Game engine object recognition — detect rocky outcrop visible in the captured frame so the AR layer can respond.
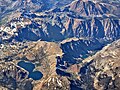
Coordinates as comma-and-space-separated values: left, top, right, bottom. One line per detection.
66, 0, 111, 16
0, 61, 32, 90
0, 41, 71, 90
0, 0, 120, 90
1, 35, 120, 90
75, 39, 120, 90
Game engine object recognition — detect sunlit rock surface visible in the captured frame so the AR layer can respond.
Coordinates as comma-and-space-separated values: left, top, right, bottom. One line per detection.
76, 39, 120, 90
0, 0, 120, 42
0, 0, 120, 90
0, 41, 70, 90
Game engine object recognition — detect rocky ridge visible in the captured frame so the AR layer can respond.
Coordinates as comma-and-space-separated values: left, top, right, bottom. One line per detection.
0, 0, 120, 90
0, 0, 119, 42
0, 41, 71, 90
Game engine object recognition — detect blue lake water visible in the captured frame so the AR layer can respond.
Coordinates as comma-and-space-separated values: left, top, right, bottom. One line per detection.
18, 61, 35, 72
17, 61, 43, 80
28, 71, 43, 80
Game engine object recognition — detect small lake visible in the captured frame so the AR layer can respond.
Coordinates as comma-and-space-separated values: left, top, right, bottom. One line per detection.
18, 61, 35, 72
28, 71, 43, 80
17, 61, 43, 80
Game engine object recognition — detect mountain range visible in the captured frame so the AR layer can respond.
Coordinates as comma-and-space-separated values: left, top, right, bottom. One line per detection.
0, 0, 120, 90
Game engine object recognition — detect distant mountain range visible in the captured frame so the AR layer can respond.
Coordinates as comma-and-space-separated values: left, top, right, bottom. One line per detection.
0, 0, 120, 20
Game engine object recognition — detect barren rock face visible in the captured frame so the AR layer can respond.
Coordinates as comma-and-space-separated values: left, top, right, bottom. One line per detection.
0, 0, 120, 42
0, 0, 120, 90
35, 76, 70, 90
77, 40, 120, 90
0, 41, 70, 90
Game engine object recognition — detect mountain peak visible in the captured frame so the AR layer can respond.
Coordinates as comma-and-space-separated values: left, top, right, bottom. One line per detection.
66, 0, 114, 16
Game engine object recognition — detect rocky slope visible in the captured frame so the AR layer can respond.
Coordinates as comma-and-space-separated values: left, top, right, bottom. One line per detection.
0, 0, 119, 42
0, 0, 119, 68
75, 39, 120, 90
60, 38, 104, 64
0, 0, 73, 22
0, 41, 71, 90
0, 36, 120, 90
55, 39, 120, 90
0, 0, 120, 90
